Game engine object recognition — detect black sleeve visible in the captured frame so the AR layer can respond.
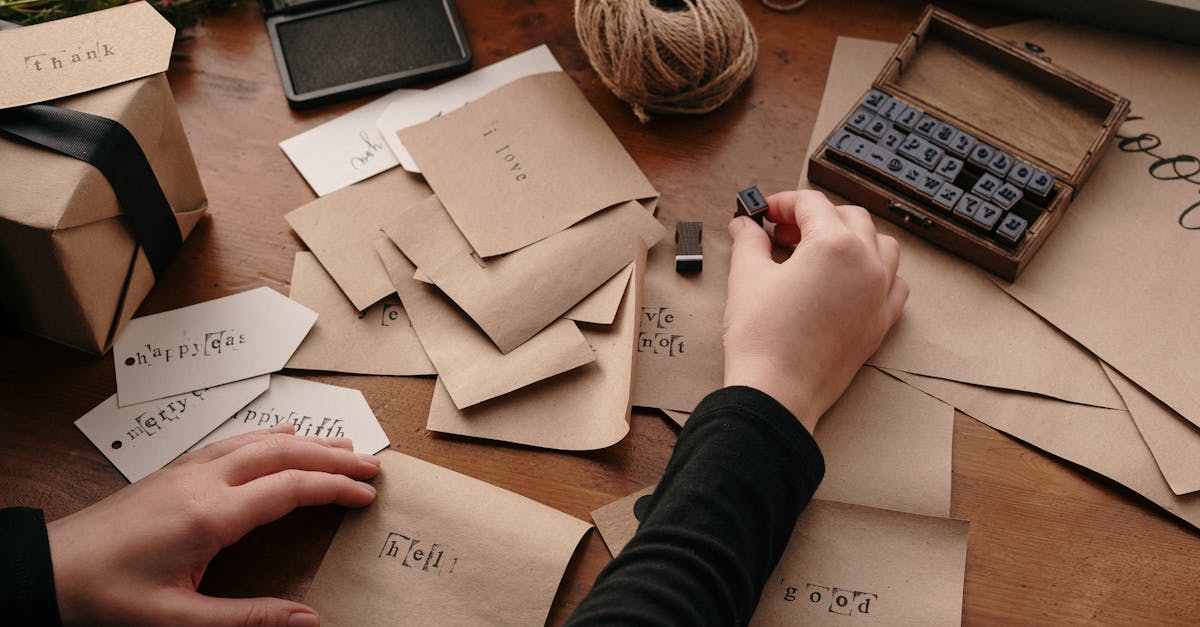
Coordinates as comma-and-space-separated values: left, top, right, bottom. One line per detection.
567, 386, 825, 626
0, 507, 63, 627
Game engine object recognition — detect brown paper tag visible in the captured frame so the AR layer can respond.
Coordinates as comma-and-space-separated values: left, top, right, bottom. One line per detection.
0, 3, 173, 109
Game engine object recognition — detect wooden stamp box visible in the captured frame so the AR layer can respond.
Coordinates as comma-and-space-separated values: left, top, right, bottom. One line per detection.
808, 6, 1129, 280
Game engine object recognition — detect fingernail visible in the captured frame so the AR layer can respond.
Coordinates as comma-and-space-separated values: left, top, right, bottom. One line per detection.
358, 453, 382, 466
288, 612, 319, 627
361, 482, 377, 496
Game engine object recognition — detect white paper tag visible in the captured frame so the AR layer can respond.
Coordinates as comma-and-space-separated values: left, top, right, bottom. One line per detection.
191, 374, 389, 454
75, 375, 270, 482
376, 45, 562, 173
112, 287, 317, 406
279, 88, 421, 196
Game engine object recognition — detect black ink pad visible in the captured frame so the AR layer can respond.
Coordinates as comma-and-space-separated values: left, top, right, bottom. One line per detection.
263, 0, 471, 109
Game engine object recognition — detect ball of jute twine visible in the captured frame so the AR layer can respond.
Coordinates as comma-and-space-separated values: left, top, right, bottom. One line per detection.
575, 0, 759, 123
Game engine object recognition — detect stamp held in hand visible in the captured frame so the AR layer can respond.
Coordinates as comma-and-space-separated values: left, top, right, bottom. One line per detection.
735, 186, 769, 225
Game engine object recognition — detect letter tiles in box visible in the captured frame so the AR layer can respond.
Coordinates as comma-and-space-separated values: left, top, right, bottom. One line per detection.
808, 6, 1129, 280
0, 4, 207, 353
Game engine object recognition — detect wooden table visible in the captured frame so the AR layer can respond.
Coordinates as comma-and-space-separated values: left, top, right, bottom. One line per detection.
3, 1, 1197, 624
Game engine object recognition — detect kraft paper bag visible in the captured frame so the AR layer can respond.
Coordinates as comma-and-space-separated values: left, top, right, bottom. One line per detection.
398, 71, 659, 257
376, 238, 595, 409
631, 225, 728, 414
423, 242, 646, 450
0, 4, 206, 354
592, 493, 968, 626
888, 370, 1200, 531
1102, 363, 1200, 496
304, 450, 592, 627
980, 20, 1200, 428
285, 252, 433, 376
284, 168, 431, 311
385, 195, 665, 353
799, 37, 1123, 409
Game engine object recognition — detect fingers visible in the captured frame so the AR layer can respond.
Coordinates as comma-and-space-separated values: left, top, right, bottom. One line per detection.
218, 435, 381, 487
877, 233, 900, 286
172, 591, 319, 627
773, 222, 803, 247
177, 425, 295, 464
885, 275, 910, 325
226, 469, 377, 536
836, 204, 879, 252
728, 216, 773, 272
769, 189, 844, 236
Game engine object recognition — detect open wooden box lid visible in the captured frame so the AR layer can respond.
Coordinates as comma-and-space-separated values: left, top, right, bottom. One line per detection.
875, 6, 1129, 190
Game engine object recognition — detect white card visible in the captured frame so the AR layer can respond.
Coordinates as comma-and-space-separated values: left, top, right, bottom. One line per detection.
75, 375, 270, 483
279, 88, 421, 196
376, 45, 562, 173
113, 287, 318, 406
191, 374, 389, 454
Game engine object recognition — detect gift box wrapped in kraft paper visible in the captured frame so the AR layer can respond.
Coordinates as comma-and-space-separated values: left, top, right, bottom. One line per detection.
0, 3, 206, 354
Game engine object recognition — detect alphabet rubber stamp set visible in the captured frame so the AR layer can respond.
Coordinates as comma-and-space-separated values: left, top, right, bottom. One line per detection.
809, 6, 1129, 280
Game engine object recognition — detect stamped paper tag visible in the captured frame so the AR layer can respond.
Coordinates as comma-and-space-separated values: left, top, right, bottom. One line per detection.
75, 375, 270, 482
191, 374, 389, 454
112, 287, 318, 406
0, 2, 174, 109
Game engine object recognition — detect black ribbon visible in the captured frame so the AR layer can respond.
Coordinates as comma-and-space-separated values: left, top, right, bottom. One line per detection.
0, 104, 182, 278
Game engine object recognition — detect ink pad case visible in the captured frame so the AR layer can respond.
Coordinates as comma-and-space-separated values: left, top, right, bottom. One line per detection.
262, 0, 471, 109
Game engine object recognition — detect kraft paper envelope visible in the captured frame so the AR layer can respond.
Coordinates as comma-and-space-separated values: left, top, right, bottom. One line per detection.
386, 194, 662, 350
592, 493, 968, 626
112, 287, 316, 406
385, 195, 665, 353
304, 450, 592, 627
75, 376, 269, 483
285, 252, 434, 376
565, 263, 635, 325
376, 44, 563, 173
279, 88, 421, 196
978, 21, 1200, 428
285, 168, 431, 311
191, 374, 388, 454
398, 71, 659, 257
424, 242, 646, 450
376, 238, 596, 409
1102, 363, 1200, 495
631, 226, 728, 413
888, 370, 1200, 531
800, 37, 1123, 409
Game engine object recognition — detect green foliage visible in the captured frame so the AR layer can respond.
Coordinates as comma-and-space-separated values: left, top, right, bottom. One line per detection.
0, 0, 238, 30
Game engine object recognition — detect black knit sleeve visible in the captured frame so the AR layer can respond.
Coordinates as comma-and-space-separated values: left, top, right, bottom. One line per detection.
0, 507, 63, 627
567, 386, 825, 626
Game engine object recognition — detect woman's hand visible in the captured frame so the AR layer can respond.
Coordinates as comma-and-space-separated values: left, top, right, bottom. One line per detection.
723, 189, 909, 432
48, 424, 380, 627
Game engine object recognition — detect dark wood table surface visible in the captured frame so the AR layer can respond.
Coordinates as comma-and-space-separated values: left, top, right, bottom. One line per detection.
3, 0, 1198, 624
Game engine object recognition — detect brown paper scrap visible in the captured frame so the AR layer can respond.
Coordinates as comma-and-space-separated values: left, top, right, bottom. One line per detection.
982, 20, 1200, 428
376, 238, 594, 409
888, 369, 1200, 531
800, 37, 1123, 409
1102, 363, 1200, 496
631, 226, 728, 413
385, 196, 664, 353
285, 252, 434, 376
592, 492, 968, 626
423, 241, 647, 450
304, 450, 592, 627
0, 3, 173, 109
398, 71, 659, 257
564, 262, 634, 325
285, 169, 431, 311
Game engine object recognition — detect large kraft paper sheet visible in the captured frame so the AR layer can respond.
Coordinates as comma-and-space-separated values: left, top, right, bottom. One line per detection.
285, 169, 431, 311
286, 252, 434, 376
888, 370, 1200, 531
423, 242, 646, 450
304, 450, 592, 627
1102, 363, 1200, 495
631, 225, 727, 413
592, 493, 967, 626
398, 71, 659, 257
980, 21, 1200, 428
376, 238, 595, 409
801, 37, 1122, 409
386, 195, 664, 353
